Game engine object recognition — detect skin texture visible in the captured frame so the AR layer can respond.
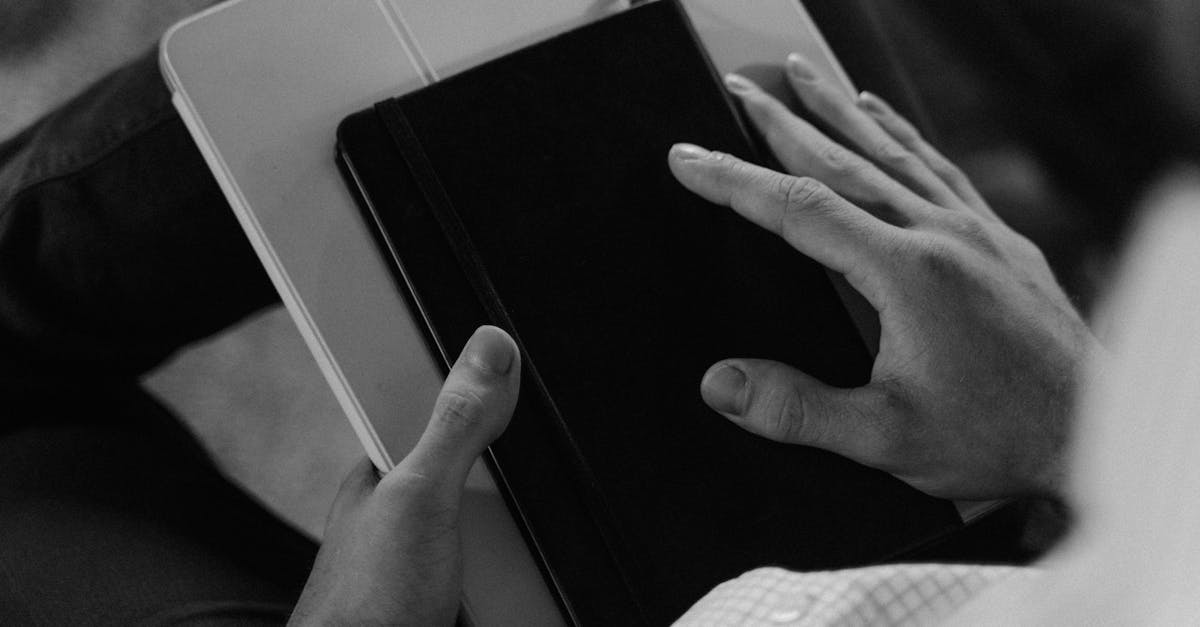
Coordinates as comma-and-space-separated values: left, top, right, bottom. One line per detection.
672, 55, 1098, 501
289, 326, 520, 626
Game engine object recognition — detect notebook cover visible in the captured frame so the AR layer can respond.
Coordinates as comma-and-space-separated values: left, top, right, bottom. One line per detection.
338, 1, 960, 623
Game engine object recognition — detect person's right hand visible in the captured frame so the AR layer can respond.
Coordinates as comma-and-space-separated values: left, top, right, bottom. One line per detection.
668, 57, 1100, 501
290, 326, 520, 627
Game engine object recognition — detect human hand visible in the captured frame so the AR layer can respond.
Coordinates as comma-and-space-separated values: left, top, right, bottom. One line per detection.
289, 326, 520, 626
668, 55, 1098, 500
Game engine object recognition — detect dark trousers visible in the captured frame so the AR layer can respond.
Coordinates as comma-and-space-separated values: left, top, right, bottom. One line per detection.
0, 49, 312, 624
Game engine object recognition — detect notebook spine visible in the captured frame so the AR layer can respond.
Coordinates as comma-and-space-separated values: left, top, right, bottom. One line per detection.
373, 98, 650, 625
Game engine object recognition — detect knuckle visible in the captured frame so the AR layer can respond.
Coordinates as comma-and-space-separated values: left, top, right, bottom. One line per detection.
817, 143, 863, 176
808, 96, 843, 125
947, 213, 986, 242
1014, 232, 1048, 264
778, 175, 829, 216
778, 176, 843, 234
906, 236, 966, 282
886, 115, 921, 142
770, 385, 813, 443
783, 395, 817, 443
744, 94, 780, 121
897, 124, 922, 144
878, 233, 926, 275
938, 213, 1002, 257
929, 156, 969, 186
432, 388, 487, 436
774, 379, 853, 448
874, 141, 916, 170
758, 98, 794, 129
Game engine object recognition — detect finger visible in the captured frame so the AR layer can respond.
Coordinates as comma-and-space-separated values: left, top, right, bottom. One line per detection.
724, 72, 935, 228
779, 55, 969, 214
383, 326, 520, 497
701, 359, 891, 465
857, 90, 996, 219
326, 458, 380, 531
669, 143, 896, 303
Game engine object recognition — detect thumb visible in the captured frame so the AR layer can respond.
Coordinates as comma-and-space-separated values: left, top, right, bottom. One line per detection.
382, 326, 521, 500
700, 359, 887, 463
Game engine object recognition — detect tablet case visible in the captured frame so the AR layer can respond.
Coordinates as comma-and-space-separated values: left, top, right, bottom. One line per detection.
337, 1, 960, 623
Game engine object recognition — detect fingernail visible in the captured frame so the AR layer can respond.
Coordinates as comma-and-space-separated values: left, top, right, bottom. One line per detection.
671, 143, 710, 162
857, 91, 888, 117
723, 73, 755, 95
702, 364, 748, 417
464, 326, 514, 375
786, 53, 818, 82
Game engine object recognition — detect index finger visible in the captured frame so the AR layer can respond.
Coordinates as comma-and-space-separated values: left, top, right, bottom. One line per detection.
669, 143, 899, 304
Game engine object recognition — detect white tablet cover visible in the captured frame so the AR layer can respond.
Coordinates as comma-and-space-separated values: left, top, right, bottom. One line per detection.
160, 1, 862, 624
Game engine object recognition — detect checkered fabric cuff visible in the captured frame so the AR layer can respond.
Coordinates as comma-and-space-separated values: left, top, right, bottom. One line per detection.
675, 563, 1037, 626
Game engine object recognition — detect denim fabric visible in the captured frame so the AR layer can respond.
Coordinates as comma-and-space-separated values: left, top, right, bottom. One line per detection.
0, 49, 307, 626
0, 50, 277, 395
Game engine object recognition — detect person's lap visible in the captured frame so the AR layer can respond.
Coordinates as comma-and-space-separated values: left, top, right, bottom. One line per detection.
0, 47, 308, 624
0, 385, 315, 625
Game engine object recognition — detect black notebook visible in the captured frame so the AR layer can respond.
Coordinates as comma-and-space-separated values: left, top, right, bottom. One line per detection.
336, 1, 960, 624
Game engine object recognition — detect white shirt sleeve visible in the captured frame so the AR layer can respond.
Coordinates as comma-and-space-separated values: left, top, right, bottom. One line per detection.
675, 564, 1037, 626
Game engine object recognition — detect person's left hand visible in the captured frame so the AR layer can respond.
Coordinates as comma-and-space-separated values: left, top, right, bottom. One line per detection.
289, 326, 520, 627
669, 56, 1097, 500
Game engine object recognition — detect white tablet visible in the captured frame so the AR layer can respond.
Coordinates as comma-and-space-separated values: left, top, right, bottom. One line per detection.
160, 2, 862, 624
